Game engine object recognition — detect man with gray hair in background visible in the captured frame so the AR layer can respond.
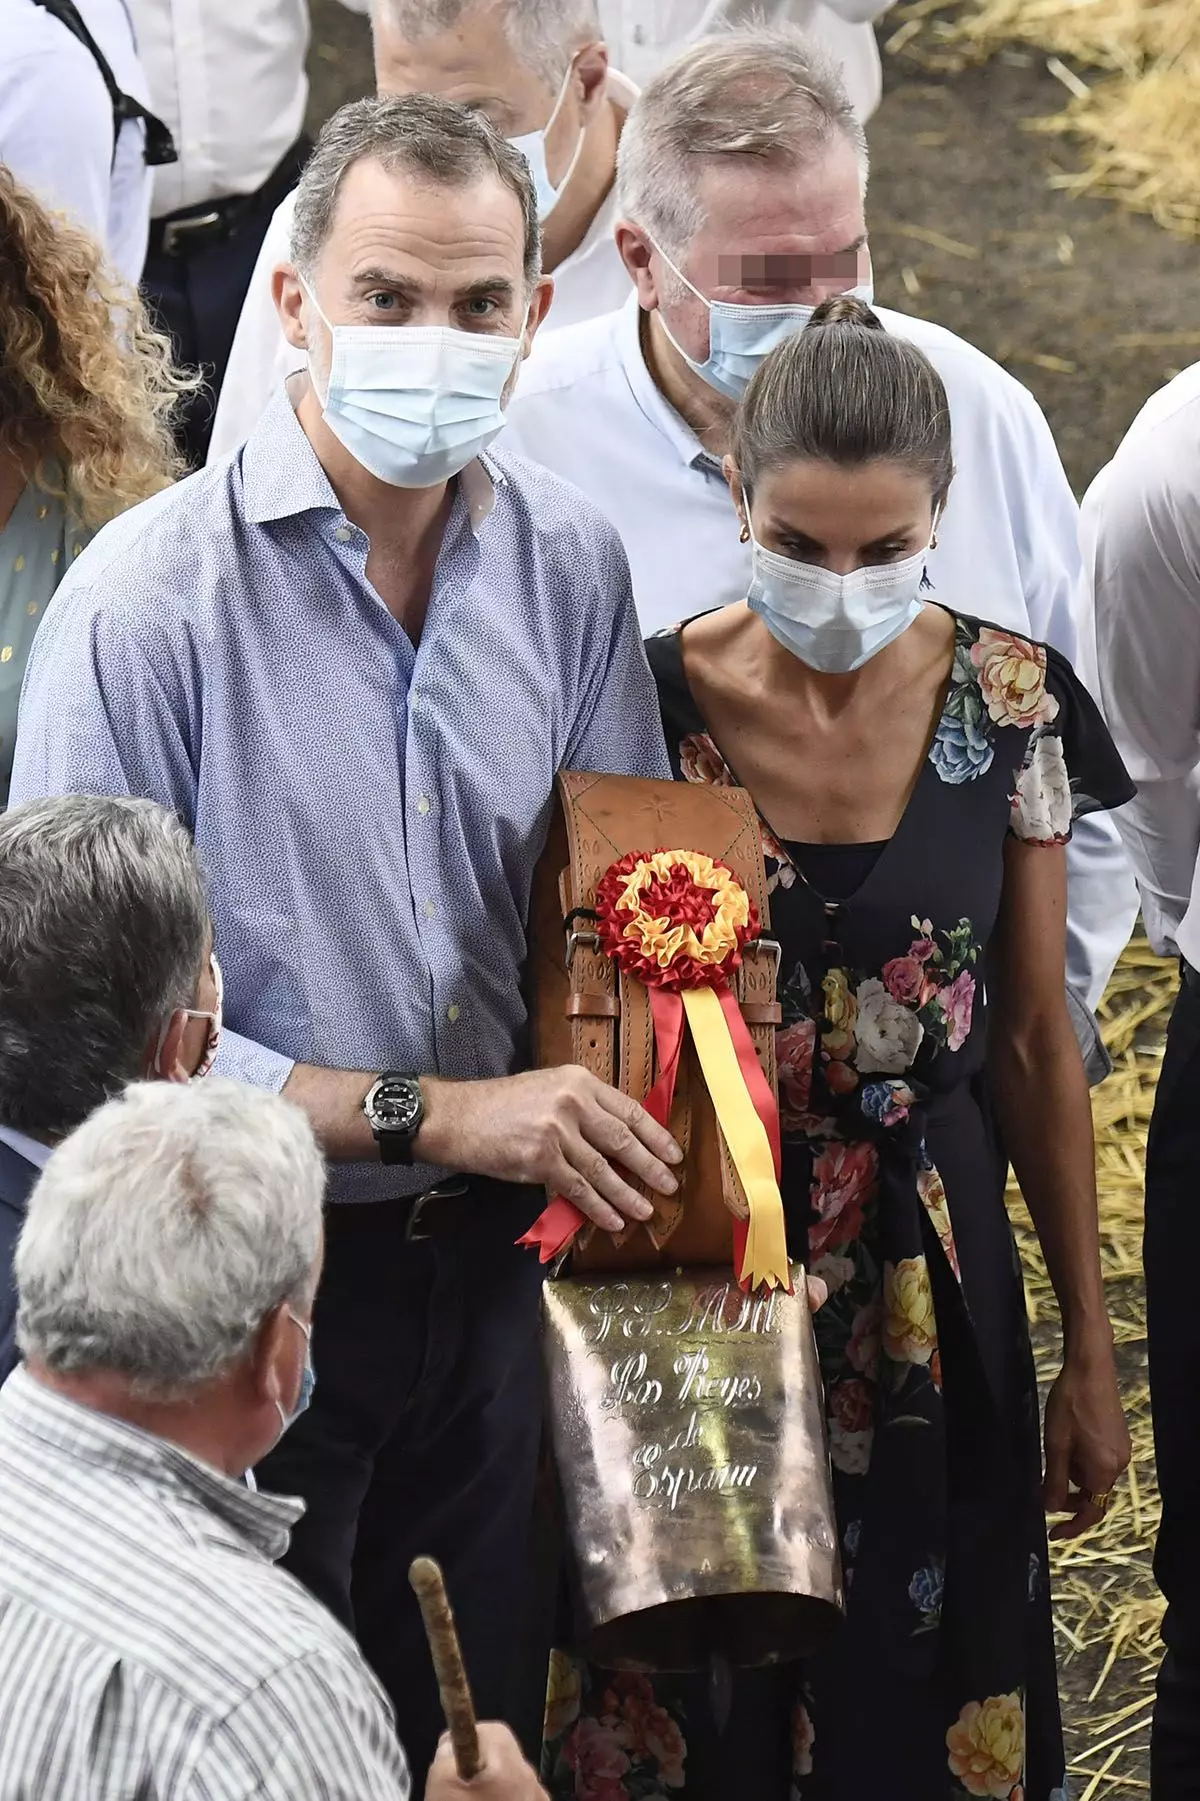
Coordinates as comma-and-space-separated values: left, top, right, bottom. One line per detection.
13, 91, 676, 1773
0, 794, 222, 1382
0, 1079, 546, 1799
209, 0, 637, 460
503, 22, 1140, 1060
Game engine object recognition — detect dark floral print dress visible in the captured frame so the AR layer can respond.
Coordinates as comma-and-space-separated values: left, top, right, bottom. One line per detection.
542, 612, 1134, 1801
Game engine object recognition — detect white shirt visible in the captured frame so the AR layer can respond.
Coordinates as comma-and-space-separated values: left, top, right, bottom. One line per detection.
596, 0, 897, 119
204, 74, 637, 466
125, 0, 311, 215
0, 0, 153, 287
501, 293, 1140, 1023
1080, 361, 1200, 969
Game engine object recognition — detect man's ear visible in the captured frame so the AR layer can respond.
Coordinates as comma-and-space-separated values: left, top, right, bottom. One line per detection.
251, 1302, 292, 1411
274, 264, 309, 352
615, 222, 657, 311
573, 40, 609, 123
144, 1011, 188, 1085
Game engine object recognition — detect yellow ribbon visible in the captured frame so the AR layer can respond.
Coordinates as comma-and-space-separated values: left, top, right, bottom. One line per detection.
681, 985, 791, 1292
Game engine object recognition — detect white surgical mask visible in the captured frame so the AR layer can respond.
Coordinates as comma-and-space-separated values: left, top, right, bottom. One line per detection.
509, 65, 584, 221
305, 282, 527, 488
651, 237, 875, 402
746, 518, 937, 674
153, 951, 222, 1081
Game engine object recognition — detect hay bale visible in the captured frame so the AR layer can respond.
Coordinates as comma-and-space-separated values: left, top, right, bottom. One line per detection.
890, 0, 1200, 240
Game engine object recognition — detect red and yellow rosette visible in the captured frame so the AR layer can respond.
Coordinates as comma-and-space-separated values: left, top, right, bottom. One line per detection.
520, 849, 791, 1293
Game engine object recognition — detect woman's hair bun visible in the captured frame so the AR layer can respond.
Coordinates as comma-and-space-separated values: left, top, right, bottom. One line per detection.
804, 293, 884, 333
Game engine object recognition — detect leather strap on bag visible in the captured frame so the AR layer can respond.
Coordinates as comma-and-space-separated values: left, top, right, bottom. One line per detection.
526, 772, 780, 1273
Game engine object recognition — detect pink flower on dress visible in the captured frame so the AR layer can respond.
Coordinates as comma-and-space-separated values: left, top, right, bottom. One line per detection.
829, 1376, 874, 1435
847, 1298, 883, 1379
970, 629, 1060, 731
563, 1717, 632, 1800
678, 732, 733, 788
776, 1018, 816, 1128
882, 954, 925, 1006
809, 1141, 878, 1258
615, 1678, 686, 1787
937, 969, 976, 1052
910, 935, 937, 963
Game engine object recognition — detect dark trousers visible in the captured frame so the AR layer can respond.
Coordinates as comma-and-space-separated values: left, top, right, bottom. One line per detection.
141, 140, 307, 466
1146, 966, 1200, 1797
256, 1182, 548, 1789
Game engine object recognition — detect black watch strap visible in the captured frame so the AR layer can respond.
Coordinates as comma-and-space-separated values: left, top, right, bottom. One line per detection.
363, 1073, 424, 1166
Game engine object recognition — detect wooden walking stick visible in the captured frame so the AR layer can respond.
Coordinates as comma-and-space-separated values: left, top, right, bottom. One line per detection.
409, 1555, 483, 1780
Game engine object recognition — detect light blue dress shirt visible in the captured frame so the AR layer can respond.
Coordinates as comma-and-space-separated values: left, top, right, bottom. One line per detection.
11, 394, 669, 1200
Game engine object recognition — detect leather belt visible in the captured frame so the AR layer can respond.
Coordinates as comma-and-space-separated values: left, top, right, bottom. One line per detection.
150, 135, 310, 258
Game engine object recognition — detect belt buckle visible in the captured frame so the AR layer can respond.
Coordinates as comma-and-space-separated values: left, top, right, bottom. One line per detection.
405, 1177, 470, 1242
161, 209, 223, 256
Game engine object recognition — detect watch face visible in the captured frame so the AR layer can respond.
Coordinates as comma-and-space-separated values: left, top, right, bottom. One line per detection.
370, 1079, 422, 1134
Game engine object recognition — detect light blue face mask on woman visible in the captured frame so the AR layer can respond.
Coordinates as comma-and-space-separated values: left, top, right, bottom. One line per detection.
304, 282, 527, 487
746, 516, 937, 674
650, 238, 875, 402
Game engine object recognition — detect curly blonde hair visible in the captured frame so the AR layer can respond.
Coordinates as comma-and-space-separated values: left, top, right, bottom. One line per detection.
0, 168, 195, 529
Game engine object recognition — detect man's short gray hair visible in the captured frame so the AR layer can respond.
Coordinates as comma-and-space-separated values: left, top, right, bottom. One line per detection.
290, 93, 542, 288
16, 1080, 325, 1400
0, 796, 209, 1140
617, 27, 870, 258
371, 0, 600, 87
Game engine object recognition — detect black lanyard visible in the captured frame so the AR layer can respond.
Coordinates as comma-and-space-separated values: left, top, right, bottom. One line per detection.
28, 0, 177, 167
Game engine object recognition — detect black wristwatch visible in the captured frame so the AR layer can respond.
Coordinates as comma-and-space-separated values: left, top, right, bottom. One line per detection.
363, 1073, 424, 1165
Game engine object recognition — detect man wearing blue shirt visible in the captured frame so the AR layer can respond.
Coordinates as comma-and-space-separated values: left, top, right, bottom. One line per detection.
12, 92, 677, 1780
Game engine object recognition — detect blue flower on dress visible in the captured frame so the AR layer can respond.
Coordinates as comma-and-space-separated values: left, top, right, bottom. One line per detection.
1048, 1788, 1070, 1801
908, 1557, 945, 1624
929, 703, 994, 785
843, 1519, 862, 1560
860, 1079, 917, 1128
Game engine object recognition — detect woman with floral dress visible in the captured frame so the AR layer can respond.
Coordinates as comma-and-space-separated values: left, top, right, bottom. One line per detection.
543, 296, 1133, 1801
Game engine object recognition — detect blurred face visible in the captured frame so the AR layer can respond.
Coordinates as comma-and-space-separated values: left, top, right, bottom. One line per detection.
731, 456, 938, 576
620, 137, 869, 368
372, 1, 602, 193
276, 157, 551, 391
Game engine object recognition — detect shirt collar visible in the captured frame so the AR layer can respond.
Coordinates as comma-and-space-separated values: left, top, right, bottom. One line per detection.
0, 1365, 304, 1561
0, 1123, 52, 1169
243, 387, 502, 537
614, 292, 722, 475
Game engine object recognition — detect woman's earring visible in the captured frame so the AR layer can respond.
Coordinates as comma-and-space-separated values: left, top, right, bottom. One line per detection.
738, 522, 750, 544
930, 534, 939, 550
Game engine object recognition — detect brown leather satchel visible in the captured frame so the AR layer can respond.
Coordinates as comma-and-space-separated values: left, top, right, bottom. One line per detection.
527, 770, 782, 1274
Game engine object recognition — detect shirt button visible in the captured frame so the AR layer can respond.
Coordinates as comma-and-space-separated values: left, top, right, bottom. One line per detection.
447, 1004, 460, 1023
424, 899, 436, 919
417, 795, 431, 816
334, 525, 353, 543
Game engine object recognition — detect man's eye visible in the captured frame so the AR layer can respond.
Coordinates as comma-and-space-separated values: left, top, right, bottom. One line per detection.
464, 296, 500, 317
367, 292, 396, 311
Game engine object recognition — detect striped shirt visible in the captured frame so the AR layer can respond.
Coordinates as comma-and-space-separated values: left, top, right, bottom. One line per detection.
0, 1367, 411, 1799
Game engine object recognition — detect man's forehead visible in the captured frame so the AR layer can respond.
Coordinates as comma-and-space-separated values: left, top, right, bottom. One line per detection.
325, 161, 526, 271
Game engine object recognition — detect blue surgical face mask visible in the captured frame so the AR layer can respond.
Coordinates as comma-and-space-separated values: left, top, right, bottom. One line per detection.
650, 237, 875, 401
304, 282, 527, 488
274, 1308, 315, 1434
746, 516, 937, 674
509, 64, 584, 222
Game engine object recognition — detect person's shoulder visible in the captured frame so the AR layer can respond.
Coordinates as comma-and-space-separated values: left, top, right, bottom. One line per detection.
876, 304, 1043, 411
513, 304, 627, 403
1106, 361, 1200, 482
45, 464, 241, 626
489, 443, 627, 557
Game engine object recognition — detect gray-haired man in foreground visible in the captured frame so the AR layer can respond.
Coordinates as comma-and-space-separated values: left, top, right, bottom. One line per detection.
0, 1079, 546, 1800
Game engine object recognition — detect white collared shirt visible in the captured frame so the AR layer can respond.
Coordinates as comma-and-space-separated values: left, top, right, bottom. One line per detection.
0, 0, 153, 287
501, 292, 1140, 1017
204, 73, 637, 466
0, 1123, 51, 1170
125, 0, 313, 215
1080, 361, 1200, 969
596, 0, 897, 119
